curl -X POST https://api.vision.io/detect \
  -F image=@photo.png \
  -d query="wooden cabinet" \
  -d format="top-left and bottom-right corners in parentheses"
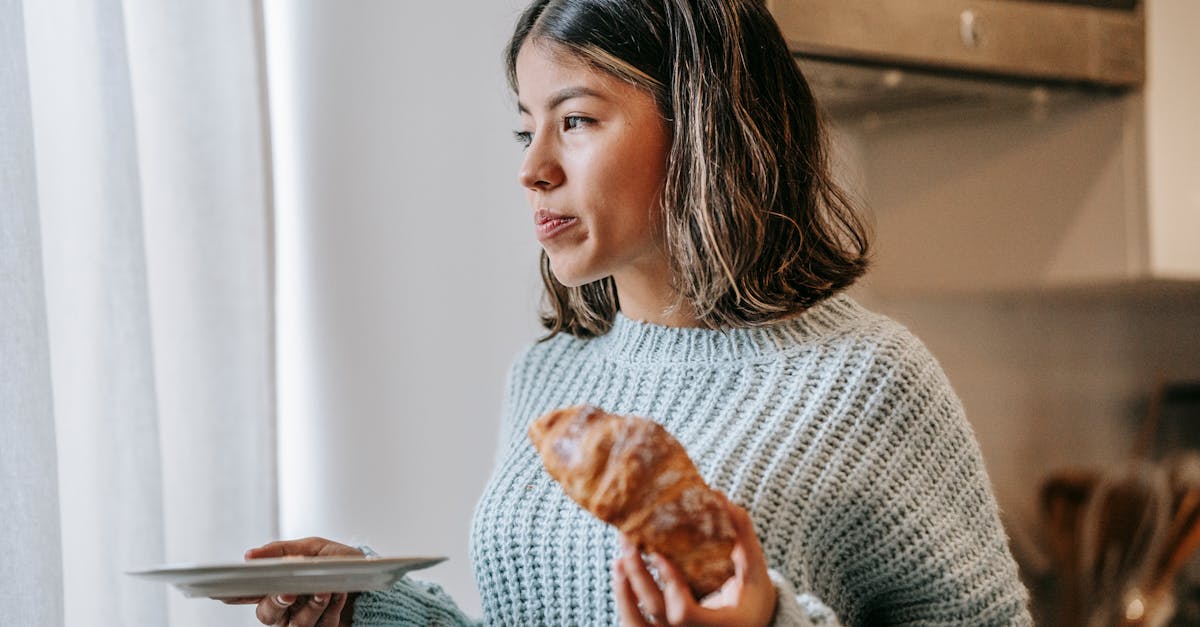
top-left (767, 0), bottom-right (1144, 87)
top-left (773, 0), bottom-right (1200, 292)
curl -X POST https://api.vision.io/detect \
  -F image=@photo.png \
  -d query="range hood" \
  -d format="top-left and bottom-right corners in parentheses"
top-left (767, 0), bottom-right (1145, 90)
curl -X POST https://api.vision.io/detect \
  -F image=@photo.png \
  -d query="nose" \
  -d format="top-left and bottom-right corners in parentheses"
top-left (517, 137), bottom-right (564, 191)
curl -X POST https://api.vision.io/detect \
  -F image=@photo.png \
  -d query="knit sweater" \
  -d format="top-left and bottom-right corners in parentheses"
top-left (353, 295), bottom-right (1033, 626)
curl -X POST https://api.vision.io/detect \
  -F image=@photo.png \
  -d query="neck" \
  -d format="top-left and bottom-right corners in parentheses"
top-left (612, 266), bottom-right (701, 328)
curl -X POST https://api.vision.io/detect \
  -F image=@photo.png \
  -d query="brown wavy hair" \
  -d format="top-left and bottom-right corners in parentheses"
top-left (507, 0), bottom-right (871, 339)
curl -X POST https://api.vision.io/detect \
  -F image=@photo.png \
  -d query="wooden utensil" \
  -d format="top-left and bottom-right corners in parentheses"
top-left (1041, 469), bottom-right (1099, 626)
top-left (1129, 453), bottom-right (1200, 622)
top-left (1077, 464), bottom-right (1170, 627)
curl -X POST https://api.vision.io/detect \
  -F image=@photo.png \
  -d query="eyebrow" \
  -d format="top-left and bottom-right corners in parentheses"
top-left (517, 86), bottom-right (605, 114)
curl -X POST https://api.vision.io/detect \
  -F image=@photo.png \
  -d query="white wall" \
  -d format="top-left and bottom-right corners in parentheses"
top-left (264, 1), bottom-right (541, 615)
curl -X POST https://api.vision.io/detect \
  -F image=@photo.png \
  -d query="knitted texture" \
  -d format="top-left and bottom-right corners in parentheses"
top-left (354, 295), bottom-right (1032, 626)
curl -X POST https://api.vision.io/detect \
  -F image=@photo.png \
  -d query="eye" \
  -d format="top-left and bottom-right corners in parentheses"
top-left (563, 115), bottom-right (593, 131)
top-left (513, 130), bottom-right (532, 149)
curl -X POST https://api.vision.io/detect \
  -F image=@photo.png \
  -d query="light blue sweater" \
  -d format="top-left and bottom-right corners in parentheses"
top-left (354, 295), bottom-right (1032, 625)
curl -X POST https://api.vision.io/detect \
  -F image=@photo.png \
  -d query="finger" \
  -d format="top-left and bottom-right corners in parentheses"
top-left (655, 556), bottom-right (744, 627)
top-left (255, 594), bottom-right (296, 625)
top-left (612, 559), bottom-right (650, 627)
top-left (652, 554), bottom-right (702, 625)
top-left (217, 595), bottom-right (263, 605)
top-left (651, 555), bottom-right (741, 627)
top-left (315, 593), bottom-right (347, 627)
top-left (620, 540), bottom-right (667, 623)
top-left (723, 499), bottom-right (769, 585)
top-left (284, 593), bottom-right (331, 627)
top-left (245, 537), bottom-right (330, 560)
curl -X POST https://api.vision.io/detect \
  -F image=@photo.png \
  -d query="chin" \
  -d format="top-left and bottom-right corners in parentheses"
top-left (550, 270), bottom-right (594, 289)
top-left (547, 256), bottom-right (604, 289)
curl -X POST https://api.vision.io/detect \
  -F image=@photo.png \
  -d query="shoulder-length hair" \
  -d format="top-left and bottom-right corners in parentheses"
top-left (506, 0), bottom-right (871, 339)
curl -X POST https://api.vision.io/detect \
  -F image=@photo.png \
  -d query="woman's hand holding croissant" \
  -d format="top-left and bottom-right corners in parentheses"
top-left (612, 495), bottom-right (777, 627)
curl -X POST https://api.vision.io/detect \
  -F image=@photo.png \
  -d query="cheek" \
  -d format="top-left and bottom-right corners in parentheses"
top-left (615, 136), bottom-right (668, 211)
top-left (591, 152), bottom-right (665, 215)
top-left (619, 168), bottom-right (666, 237)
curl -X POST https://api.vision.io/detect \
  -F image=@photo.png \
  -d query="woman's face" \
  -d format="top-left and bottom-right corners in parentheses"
top-left (515, 42), bottom-right (672, 289)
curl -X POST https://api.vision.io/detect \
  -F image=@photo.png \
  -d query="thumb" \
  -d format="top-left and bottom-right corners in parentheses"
top-left (725, 502), bottom-right (769, 586)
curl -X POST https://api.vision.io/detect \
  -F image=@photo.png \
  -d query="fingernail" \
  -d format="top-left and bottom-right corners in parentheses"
top-left (274, 595), bottom-right (293, 606)
top-left (312, 594), bottom-right (328, 604)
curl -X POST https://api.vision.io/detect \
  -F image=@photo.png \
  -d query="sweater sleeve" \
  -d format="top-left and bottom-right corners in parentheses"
top-left (768, 570), bottom-right (843, 627)
top-left (351, 576), bottom-right (482, 627)
top-left (830, 341), bottom-right (1033, 625)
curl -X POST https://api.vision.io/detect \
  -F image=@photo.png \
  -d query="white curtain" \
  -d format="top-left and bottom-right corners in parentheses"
top-left (2, 0), bottom-right (276, 625)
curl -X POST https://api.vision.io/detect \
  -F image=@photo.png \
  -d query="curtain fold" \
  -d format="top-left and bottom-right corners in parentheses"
top-left (0, 1), bottom-right (65, 625)
top-left (121, 3), bottom-right (277, 623)
top-left (3, 0), bottom-right (276, 625)
top-left (24, 1), bottom-right (168, 623)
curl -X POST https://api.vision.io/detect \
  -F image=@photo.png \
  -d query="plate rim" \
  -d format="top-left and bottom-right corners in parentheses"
top-left (126, 556), bottom-right (447, 578)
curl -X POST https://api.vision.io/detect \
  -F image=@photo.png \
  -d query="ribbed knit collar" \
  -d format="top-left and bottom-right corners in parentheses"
top-left (596, 293), bottom-right (867, 364)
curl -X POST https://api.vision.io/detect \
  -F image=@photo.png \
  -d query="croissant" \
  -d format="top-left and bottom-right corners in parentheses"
top-left (528, 405), bottom-right (736, 598)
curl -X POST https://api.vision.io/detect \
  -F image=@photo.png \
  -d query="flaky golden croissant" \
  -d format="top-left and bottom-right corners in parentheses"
top-left (528, 405), bottom-right (736, 598)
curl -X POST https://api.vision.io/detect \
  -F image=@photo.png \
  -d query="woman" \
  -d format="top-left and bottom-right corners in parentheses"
top-left (239, 0), bottom-right (1032, 625)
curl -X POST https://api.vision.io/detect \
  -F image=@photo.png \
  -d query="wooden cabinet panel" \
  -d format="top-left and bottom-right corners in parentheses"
top-left (767, 0), bottom-right (1144, 86)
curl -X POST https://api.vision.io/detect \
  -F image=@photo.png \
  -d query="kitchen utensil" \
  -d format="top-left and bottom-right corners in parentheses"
top-left (1077, 463), bottom-right (1170, 627)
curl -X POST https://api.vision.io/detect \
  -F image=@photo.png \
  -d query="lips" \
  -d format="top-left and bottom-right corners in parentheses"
top-left (534, 209), bottom-right (578, 242)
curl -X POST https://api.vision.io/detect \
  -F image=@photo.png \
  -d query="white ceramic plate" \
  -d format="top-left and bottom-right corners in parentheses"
top-left (127, 556), bottom-right (446, 598)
